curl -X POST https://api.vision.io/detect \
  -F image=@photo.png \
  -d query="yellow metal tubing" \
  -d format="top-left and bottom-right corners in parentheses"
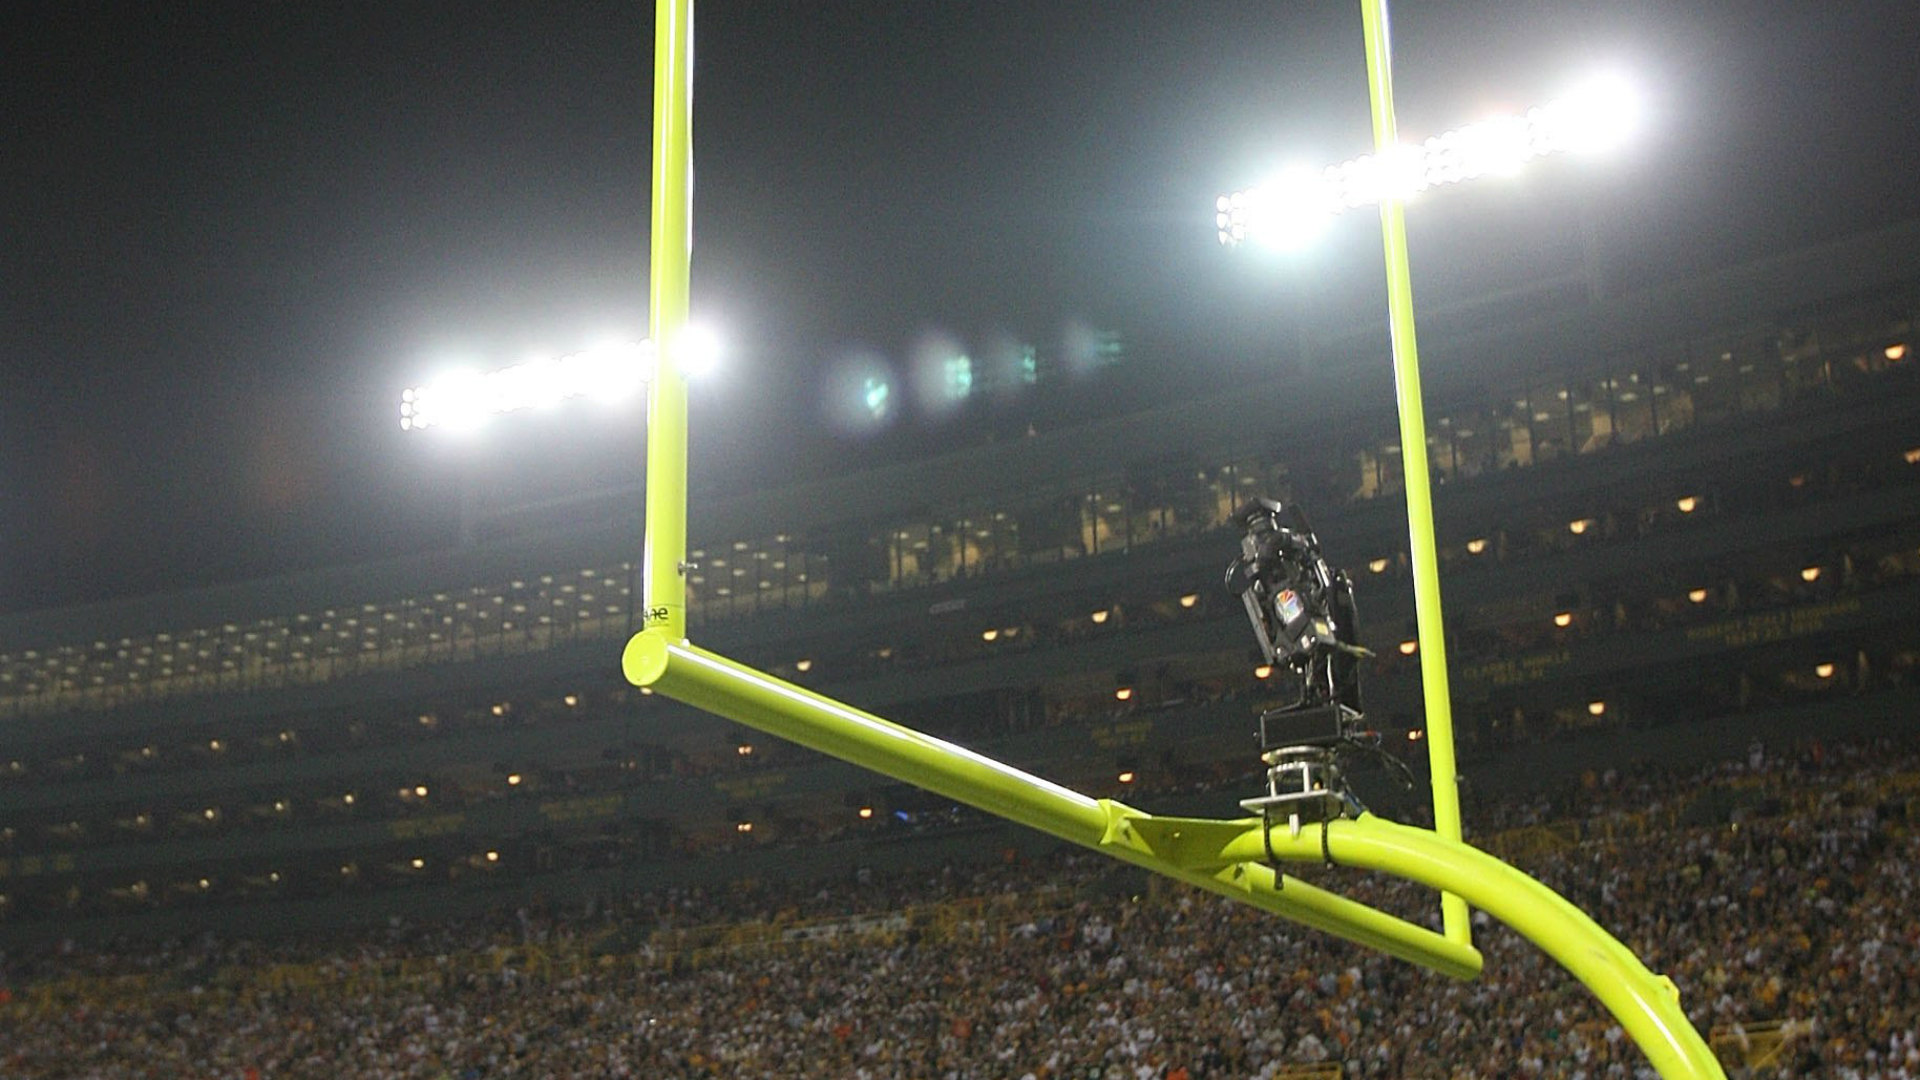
top-left (623, 630), bottom-right (1482, 980)
top-left (1358, 0), bottom-right (1470, 945)
top-left (643, 0), bottom-right (694, 641)
top-left (1221, 815), bottom-right (1726, 1080)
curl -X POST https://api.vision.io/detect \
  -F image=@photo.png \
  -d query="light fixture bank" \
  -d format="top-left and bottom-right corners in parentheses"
top-left (400, 325), bottom-right (720, 433)
top-left (400, 342), bottom-right (653, 432)
top-left (1217, 72), bottom-right (1641, 249)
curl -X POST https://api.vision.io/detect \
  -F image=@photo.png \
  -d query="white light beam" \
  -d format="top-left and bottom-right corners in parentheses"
top-left (400, 341), bottom-right (656, 433)
top-left (1218, 73), bottom-right (1641, 247)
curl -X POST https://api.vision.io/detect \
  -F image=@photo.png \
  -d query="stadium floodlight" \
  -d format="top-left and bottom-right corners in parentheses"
top-left (399, 341), bottom-right (656, 432)
top-left (676, 323), bottom-right (724, 380)
top-left (1217, 72), bottom-right (1641, 247)
top-left (398, 325), bottom-right (721, 433)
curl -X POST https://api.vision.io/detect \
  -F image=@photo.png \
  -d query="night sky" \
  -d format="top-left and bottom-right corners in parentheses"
top-left (3, 0), bottom-right (1917, 614)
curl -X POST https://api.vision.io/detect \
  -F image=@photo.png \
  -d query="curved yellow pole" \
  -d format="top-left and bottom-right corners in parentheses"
top-left (1222, 815), bottom-right (1726, 1080)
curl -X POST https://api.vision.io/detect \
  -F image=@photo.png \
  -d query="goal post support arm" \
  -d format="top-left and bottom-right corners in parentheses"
top-left (622, 629), bottom-right (1480, 980)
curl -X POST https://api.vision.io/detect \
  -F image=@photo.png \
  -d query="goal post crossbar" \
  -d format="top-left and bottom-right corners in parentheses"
top-left (622, 631), bottom-right (1481, 980)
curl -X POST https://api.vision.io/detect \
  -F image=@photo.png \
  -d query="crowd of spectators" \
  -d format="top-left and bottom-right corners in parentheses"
top-left (2, 733), bottom-right (1916, 1079)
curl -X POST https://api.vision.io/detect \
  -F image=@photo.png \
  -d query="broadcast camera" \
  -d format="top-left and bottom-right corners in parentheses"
top-left (1224, 498), bottom-right (1406, 831)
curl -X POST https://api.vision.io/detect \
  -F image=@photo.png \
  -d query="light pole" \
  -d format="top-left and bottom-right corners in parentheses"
top-left (1216, 18), bottom-right (1640, 950)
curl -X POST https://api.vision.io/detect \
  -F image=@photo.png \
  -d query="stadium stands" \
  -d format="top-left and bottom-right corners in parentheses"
top-left (2, 733), bottom-right (1915, 1077)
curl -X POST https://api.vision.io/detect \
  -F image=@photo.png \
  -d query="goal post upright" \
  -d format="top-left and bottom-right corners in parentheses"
top-left (641, 0), bottom-right (693, 643)
top-left (1357, 0), bottom-right (1471, 947)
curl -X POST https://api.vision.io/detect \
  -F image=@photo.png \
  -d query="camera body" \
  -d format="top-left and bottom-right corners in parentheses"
top-left (1224, 498), bottom-right (1372, 825)
top-left (1224, 498), bottom-right (1363, 721)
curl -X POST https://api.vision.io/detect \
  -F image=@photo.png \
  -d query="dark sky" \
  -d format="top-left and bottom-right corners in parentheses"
top-left (3, 0), bottom-right (1917, 614)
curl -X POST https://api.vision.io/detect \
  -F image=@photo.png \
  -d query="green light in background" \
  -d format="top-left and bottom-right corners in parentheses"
top-left (943, 355), bottom-right (974, 399)
top-left (862, 377), bottom-right (891, 419)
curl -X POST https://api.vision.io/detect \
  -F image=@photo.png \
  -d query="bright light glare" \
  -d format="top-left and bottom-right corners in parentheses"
top-left (1537, 71), bottom-right (1643, 155)
top-left (1217, 169), bottom-right (1335, 252)
top-left (400, 340), bottom-right (657, 432)
top-left (1218, 72), bottom-right (1643, 246)
top-left (677, 324), bottom-right (722, 379)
